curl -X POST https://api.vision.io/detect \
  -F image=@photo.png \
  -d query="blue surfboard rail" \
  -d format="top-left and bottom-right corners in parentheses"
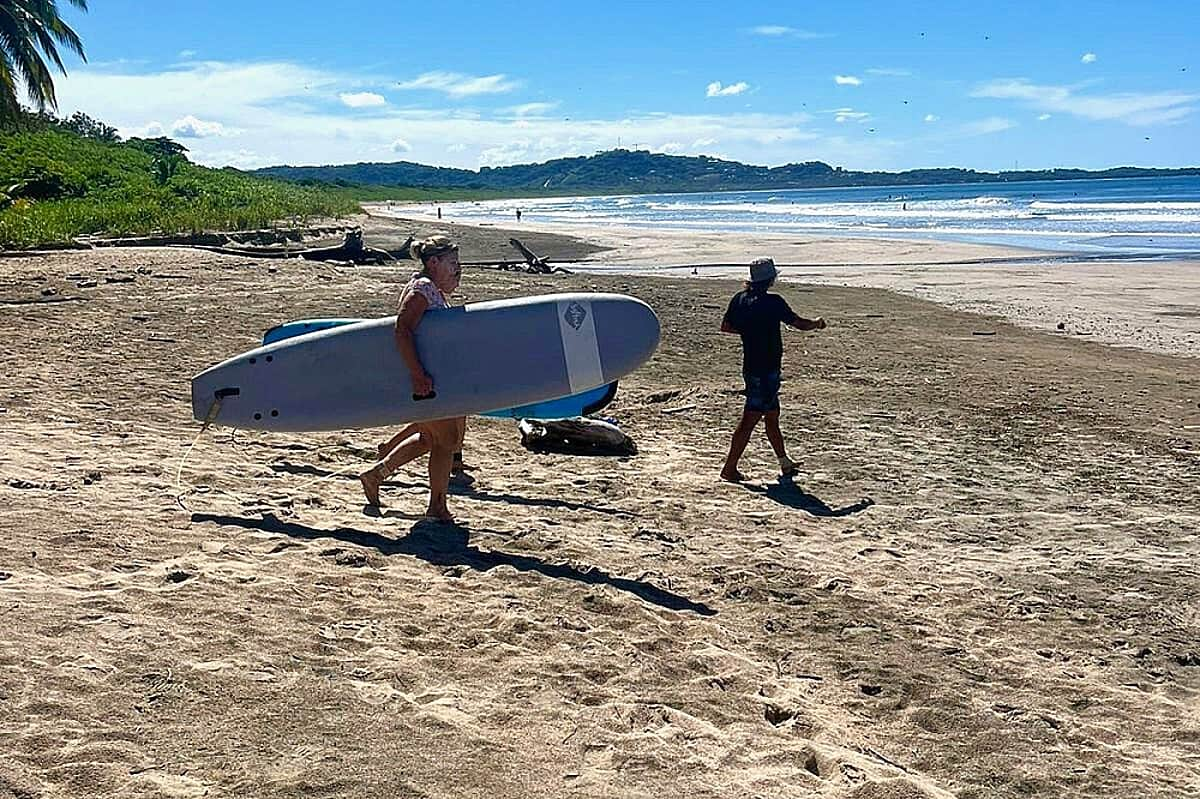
top-left (261, 318), bottom-right (618, 420)
top-left (262, 318), bottom-right (361, 345)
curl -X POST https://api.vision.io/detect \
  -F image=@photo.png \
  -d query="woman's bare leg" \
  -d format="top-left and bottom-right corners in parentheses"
top-left (425, 419), bottom-right (458, 520)
top-left (378, 424), bottom-right (419, 461)
top-left (451, 417), bottom-right (469, 474)
top-left (360, 428), bottom-right (430, 506)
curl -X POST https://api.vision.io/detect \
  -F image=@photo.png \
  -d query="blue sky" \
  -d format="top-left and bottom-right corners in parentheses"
top-left (42, 0), bottom-right (1199, 171)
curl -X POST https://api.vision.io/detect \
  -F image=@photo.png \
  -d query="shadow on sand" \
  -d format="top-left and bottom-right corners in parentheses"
top-left (742, 476), bottom-right (874, 517)
top-left (192, 512), bottom-right (714, 616)
top-left (269, 462), bottom-right (636, 517)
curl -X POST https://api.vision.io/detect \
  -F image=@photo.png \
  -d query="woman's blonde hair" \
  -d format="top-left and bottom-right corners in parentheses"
top-left (410, 233), bottom-right (458, 266)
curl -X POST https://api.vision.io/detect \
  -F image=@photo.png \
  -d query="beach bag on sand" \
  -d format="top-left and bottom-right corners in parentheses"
top-left (518, 417), bottom-right (637, 456)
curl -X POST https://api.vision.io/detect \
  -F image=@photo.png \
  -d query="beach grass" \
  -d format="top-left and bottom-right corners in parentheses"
top-left (0, 120), bottom-right (557, 247)
top-left (0, 124), bottom-right (363, 247)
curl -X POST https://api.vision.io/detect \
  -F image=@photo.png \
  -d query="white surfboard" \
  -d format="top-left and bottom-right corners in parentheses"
top-left (191, 293), bottom-right (659, 432)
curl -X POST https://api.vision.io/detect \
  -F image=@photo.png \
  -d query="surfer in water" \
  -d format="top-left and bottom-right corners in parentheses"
top-left (359, 234), bottom-right (467, 521)
top-left (719, 257), bottom-right (826, 483)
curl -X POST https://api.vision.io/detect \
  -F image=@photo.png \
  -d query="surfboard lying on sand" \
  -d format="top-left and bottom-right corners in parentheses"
top-left (261, 318), bottom-right (620, 420)
top-left (192, 293), bottom-right (659, 432)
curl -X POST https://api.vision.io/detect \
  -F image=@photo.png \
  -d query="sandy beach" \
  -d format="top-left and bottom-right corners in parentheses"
top-left (2, 218), bottom-right (1199, 798)
top-left (376, 205), bottom-right (1200, 360)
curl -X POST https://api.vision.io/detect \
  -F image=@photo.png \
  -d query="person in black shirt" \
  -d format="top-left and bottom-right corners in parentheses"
top-left (720, 257), bottom-right (826, 482)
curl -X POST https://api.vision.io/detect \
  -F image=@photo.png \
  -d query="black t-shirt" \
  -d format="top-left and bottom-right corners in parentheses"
top-left (723, 290), bottom-right (795, 374)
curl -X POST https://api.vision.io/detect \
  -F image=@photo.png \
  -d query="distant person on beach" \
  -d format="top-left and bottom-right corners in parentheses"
top-left (516, 208), bottom-right (522, 222)
top-left (437, 206), bottom-right (442, 219)
top-left (719, 257), bottom-right (826, 483)
top-left (359, 234), bottom-right (467, 521)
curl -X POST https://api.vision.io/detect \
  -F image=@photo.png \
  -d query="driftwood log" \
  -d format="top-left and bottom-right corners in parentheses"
top-left (462, 238), bottom-right (571, 274)
top-left (176, 229), bottom-right (404, 265)
top-left (295, 229), bottom-right (395, 264)
top-left (76, 225), bottom-right (351, 250)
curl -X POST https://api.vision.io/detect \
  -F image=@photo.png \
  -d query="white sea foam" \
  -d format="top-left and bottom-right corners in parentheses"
top-left (1031, 201), bottom-right (1200, 211)
top-left (431, 179), bottom-right (1200, 254)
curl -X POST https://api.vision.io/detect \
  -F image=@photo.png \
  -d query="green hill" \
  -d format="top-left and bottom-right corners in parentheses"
top-left (255, 149), bottom-right (1200, 195)
top-left (0, 112), bottom-right (360, 248)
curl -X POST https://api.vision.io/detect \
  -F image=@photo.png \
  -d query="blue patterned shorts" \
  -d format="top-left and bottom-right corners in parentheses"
top-left (743, 371), bottom-right (782, 413)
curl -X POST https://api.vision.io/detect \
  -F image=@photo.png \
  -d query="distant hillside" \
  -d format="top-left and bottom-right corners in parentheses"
top-left (254, 149), bottom-right (1200, 195)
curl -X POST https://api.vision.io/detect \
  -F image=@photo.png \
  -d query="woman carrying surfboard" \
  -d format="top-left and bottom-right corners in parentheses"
top-left (359, 234), bottom-right (467, 521)
top-left (719, 257), bottom-right (826, 483)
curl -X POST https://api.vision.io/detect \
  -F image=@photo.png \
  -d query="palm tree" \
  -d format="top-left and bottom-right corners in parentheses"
top-left (0, 0), bottom-right (88, 121)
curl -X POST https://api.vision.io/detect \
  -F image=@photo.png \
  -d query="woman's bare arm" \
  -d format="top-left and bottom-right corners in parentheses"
top-left (395, 291), bottom-right (433, 395)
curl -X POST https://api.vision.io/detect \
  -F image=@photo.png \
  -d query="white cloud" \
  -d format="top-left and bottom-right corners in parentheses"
top-left (866, 68), bottom-right (912, 77)
top-left (121, 120), bottom-right (165, 137)
top-left (340, 92), bottom-right (386, 108)
top-left (395, 71), bottom-right (519, 97)
top-left (502, 102), bottom-right (558, 116)
top-left (203, 148), bottom-right (273, 169)
top-left (748, 25), bottom-right (828, 39)
top-left (834, 75), bottom-right (862, 86)
top-left (1081, 52), bottom-right (1098, 64)
top-left (49, 60), bottom-right (918, 170)
top-left (1038, 113), bottom-right (1052, 121)
top-left (171, 114), bottom-right (230, 138)
top-left (924, 114), bottom-right (939, 123)
top-left (55, 60), bottom-right (342, 121)
top-left (178, 50), bottom-right (197, 59)
top-left (959, 117), bottom-right (1017, 136)
top-left (391, 138), bottom-right (412, 153)
top-left (973, 78), bottom-right (1199, 125)
top-left (706, 81), bottom-right (750, 97)
top-left (832, 108), bottom-right (870, 123)
top-left (656, 141), bottom-right (683, 154)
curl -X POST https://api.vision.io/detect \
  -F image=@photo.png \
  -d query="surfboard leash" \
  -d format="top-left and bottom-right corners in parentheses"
top-left (174, 395), bottom-right (225, 511)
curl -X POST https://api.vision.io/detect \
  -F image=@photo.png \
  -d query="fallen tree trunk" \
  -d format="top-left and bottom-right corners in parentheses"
top-left (296, 229), bottom-right (395, 264)
top-left (171, 229), bottom-right (401, 265)
top-left (500, 238), bottom-right (572, 274)
top-left (76, 225), bottom-right (351, 250)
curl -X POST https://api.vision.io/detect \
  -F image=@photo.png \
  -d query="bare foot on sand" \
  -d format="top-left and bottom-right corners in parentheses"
top-left (720, 469), bottom-right (747, 483)
top-left (360, 469), bottom-right (383, 507)
top-left (423, 508), bottom-right (455, 523)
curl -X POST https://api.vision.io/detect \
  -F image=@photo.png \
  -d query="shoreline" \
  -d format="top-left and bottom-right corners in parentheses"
top-left (364, 208), bottom-right (1200, 359)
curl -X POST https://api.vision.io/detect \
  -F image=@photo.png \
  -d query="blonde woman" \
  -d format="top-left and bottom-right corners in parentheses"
top-left (359, 234), bottom-right (466, 522)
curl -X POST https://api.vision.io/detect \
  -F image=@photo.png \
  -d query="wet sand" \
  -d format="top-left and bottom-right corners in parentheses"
top-left (1, 222), bottom-right (1199, 798)
top-left (368, 207), bottom-right (1200, 359)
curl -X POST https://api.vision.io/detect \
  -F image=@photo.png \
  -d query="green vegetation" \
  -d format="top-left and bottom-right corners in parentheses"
top-left (0, 112), bottom-right (360, 247)
top-left (257, 148), bottom-right (1200, 196)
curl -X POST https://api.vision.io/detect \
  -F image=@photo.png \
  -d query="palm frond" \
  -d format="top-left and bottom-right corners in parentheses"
top-left (0, 0), bottom-right (88, 117)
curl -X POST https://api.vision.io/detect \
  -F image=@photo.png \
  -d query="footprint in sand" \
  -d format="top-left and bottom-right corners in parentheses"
top-left (133, 770), bottom-right (209, 798)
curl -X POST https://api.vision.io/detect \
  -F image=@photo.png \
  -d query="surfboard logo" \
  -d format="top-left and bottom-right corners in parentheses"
top-left (563, 301), bottom-right (587, 331)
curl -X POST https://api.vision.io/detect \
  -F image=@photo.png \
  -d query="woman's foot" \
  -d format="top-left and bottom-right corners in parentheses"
top-left (359, 468), bottom-right (383, 506)
top-left (720, 468), bottom-right (747, 483)
top-left (778, 455), bottom-right (799, 477)
top-left (423, 504), bottom-right (454, 523)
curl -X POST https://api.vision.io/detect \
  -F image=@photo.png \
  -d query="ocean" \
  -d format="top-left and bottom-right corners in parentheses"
top-left (431, 175), bottom-right (1200, 257)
